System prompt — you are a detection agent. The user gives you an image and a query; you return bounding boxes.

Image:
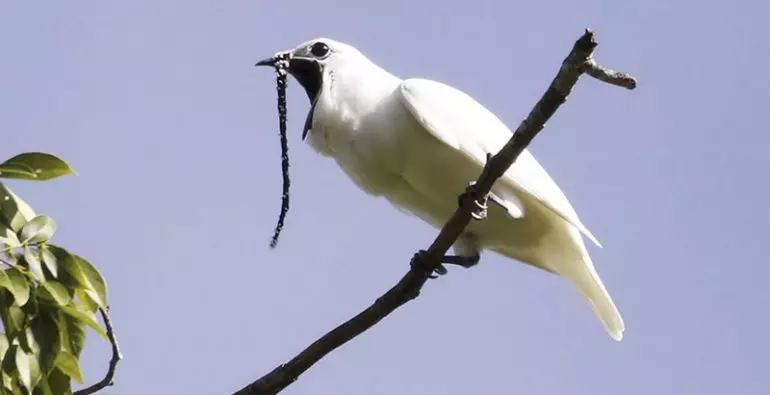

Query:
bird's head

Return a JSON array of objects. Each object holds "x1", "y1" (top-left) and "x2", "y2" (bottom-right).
[{"x1": 256, "y1": 38, "x2": 361, "y2": 104}]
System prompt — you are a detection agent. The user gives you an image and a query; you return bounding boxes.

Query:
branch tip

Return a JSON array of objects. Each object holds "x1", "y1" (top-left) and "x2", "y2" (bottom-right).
[{"x1": 74, "y1": 307, "x2": 122, "y2": 395}]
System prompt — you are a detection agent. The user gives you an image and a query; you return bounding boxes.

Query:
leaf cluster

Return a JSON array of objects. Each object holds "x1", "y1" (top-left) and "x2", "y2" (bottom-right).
[{"x1": 0, "y1": 153, "x2": 108, "y2": 395}]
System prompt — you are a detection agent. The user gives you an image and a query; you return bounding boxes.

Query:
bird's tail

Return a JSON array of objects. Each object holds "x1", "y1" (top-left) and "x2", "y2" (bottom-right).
[
  {"x1": 513, "y1": 221, "x2": 624, "y2": 341},
  {"x1": 572, "y1": 264, "x2": 625, "y2": 341},
  {"x1": 558, "y1": 227, "x2": 625, "y2": 341}
]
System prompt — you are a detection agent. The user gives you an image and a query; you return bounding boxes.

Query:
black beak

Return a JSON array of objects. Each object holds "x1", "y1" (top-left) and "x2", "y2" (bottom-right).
[{"x1": 255, "y1": 57, "x2": 277, "y2": 67}]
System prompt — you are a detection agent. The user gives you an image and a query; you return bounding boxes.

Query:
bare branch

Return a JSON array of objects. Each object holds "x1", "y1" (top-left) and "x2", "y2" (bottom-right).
[
  {"x1": 233, "y1": 28, "x2": 636, "y2": 395},
  {"x1": 75, "y1": 307, "x2": 123, "y2": 395},
  {"x1": 583, "y1": 58, "x2": 637, "y2": 89}
]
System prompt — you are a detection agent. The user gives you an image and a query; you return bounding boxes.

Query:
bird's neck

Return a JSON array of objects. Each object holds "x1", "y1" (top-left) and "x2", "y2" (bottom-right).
[
  {"x1": 324, "y1": 59, "x2": 401, "y2": 120},
  {"x1": 306, "y1": 57, "x2": 401, "y2": 158}
]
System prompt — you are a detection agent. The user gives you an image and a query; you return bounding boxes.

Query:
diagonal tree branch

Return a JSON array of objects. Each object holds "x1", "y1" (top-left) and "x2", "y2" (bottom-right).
[
  {"x1": 75, "y1": 307, "x2": 123, "y2": 395},
  {"x1": 233, "y1": 28, "x2": 636, "y2": 395}
]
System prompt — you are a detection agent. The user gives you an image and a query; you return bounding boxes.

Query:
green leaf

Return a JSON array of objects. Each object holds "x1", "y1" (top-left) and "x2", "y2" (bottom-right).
[
  {"x1": 53, "y1": 351, "x2": 82, "y2": 384},
  {"x1": 32, "y1": 312, "x2": 60, "y2": 375},
  {"x1": 0, "y1": 183, "x2": 36, "y2": 233},
  {"x1": 39, "y1": 282, "x2": 70, "y2": 306},
  {"x1": 6, "y1": 379, "x2": 23, "y2": 395},
  {"x1": 55, "y1": 248, "x2": 108, "y2": 310},
  {"x1": 32, "y1": 379, "x2": 52, "y2": 395},
  {"x1": 57, "y1": 311, "x2": 85, "y2": 357},
  {"x1": 1, "y1": 345, "x2": 17, "y2": 375},
  {"x1": 1, "y1": 371, "x2": 17, "y2": 395},
  {"x1": 0, "y1": 372, "x2": 10, "y2": 394},
  {"x1": 17, "y1": 327, "x2": 37, "y2": 355},
  {"x1": 0, "y1": 334, "x2": 8, "y2": 361},
  {"x1": 40, "y1": 248, "x2": 57, "y2": 279},
  {"x1": 33, "y1": 368, "x2": 71, "y2": 395},
  {"x1": 0, "y1": 153, "x2": 75, "y2": 181},
  {"x1": 20, "y1": 216, "x2": 56, "y2": 245},
  {"x1": 0, "y1": 269, "x2": 30, "y2": 306},
  {"x1": 75, "y1": 289, "x2": 97, "y2": 313},
  {"x1": 0, "y1": 272, "x2": 10, "y2": 297},
  {"x1": 0, "y1": 348, "x2": 23, "y2": 395},
  {"x1": 45, "y1": 246, "x2": 79, "y2": 290},
  {"x1": 72, "y1": 255, "x2": 107, "y2": 309},
  {"x1": 60, "y1": 304, "x2": 106, "y2": 339},
  {"x1": 19, "y1": 288, "x2": 38, "y2": 321},
  {"x1": 0, "y1": 163, "x2": 37, "y2": 180},
  {"x1": 0, "y1": 293, "x2": 25, "y2": 342},
  {"x1": 0, "y1": 226, "x2": 20, "y2": 249},
  {"x1": 5, "y1": 306, "x2": 25, "y2": 342},
  {"x1": 15, "y1": 346, "x2": 42, "y2": 393},
  {"x1": 23, "y1": 249, "x2": 45, "y2": 282}
]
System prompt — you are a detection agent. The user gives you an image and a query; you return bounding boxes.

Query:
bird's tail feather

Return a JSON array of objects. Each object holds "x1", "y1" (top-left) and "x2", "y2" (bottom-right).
[
  {"x1": 560, "y1": 232, "x2": 625, "y2": 341},
  {"x1": 572, "y1": 263, "x2": 625, "y2": 341},
  {"x1": 521, "y1": 223, "x2": 625, "y2": 341}
]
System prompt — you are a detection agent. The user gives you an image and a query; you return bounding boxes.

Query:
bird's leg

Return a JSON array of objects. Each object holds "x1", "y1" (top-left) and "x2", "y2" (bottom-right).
[
  {"x1": 459, "y1": 153, "x2": 495, "y2": 220},
  {"x1": 441, "y1": 254, "x2": 481, "y2": 268},
  {"x1": 410, "y1": 250, "x2": 481, "y2": 278},
  {"x1": 460, "y1": 153, "x2": 509, "y2": 219},
  {"x1": 486, "y1": 190, "x2": 507, "y2": 210},
  {"x1": 446, "y1": 235, "x2": 481, "y2": 270}
]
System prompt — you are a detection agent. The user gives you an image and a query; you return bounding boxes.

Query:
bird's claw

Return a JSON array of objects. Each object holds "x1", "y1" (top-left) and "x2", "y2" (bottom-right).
[
  {"x1": 410, "y1": 250, "x2": 448, "y2": 278},
  {"x1": 461, "y1": 182, "x2": 488, "y2": 220}
]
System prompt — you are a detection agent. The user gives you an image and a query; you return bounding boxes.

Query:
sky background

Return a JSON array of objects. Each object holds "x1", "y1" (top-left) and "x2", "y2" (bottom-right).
[{"x1": 2, "y1": 0, "x2": 769, "y2": 394}]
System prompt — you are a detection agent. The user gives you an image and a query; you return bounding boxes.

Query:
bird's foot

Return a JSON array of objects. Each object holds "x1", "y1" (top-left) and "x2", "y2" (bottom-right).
[
  {"x1": 459, "y1": 183, "x2": 488, "y2": 220},
  {"x1": 462, "y1": 181, "x2": 510, "y2": 220},
  {"x1": 410, "y1": 250, "x2": 481, "y2": 278},
  {"x1": 410, "y1": 250, "x2": 444, "y2": 278},
  {"x1": 442, "y1": 254, "x2": 481, "y2": 269}
]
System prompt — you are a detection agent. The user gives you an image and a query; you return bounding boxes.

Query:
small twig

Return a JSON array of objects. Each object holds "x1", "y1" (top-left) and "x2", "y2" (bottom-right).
[
  {"x1": 74, "y1": 307, "x2": 123, "y2": 395},
  {"x1": 234, "y1": 29, "x2": 636, "y2": 395},
  {"x1": 583, "y1": 58, "x2": 637, "y2": 89}
]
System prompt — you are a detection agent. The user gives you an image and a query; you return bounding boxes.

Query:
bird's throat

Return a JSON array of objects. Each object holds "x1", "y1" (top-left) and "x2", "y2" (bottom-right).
[
  {"x1": 288, "y1": 58, "x2": 322, "y2": 103},
  {"x1": 287, "y1": 58, "x2": 323, "y2": 140}
]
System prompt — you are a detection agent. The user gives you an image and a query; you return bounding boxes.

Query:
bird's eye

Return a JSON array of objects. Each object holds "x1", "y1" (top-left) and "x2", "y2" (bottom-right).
[{"x1": 310, "y1": 42, "x2": 330, "y2": 58}]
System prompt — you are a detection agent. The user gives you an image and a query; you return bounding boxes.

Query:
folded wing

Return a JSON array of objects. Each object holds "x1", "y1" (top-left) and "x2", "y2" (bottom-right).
[{"x1": 398, "y1": 78, "x2": 601, "y2": 247}]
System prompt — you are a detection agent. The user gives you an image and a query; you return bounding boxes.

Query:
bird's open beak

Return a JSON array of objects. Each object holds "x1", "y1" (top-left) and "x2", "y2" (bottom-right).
[
  {"x1": 255, "y1": 51, "x2": 321, "y2": 104},
  {"x1": 255, "y1": 51, "x2": 293, "y2": 67},
  {"x1": 256, "y1": 48, "x2": 323, "y2": 140},
  {"x1": 255, "y1": 57, "x2": 276, "y2": 67}
]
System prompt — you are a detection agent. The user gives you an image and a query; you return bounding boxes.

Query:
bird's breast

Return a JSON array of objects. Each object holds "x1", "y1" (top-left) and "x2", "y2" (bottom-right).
[{"x1": 306, "y1": 91, "x2": 416, "y2": 196}]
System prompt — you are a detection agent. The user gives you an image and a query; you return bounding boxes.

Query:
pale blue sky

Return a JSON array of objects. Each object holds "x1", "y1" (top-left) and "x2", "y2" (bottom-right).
[{"x1": 2, "y1": 1, "x2": 769, "y2": 394}]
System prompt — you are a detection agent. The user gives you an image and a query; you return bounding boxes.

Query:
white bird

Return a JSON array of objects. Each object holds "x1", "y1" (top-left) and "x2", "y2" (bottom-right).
[{"x1": 257, "y1": 38, "x2": 624, "y2": 341}]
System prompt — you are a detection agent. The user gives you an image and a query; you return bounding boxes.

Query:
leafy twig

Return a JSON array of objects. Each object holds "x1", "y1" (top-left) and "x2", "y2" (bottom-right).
[
  {"x1": 74, "y1": 307, "x2": 123, "y2": 395},
  {"x1": 233, "y1": 28, "x2": 636, "y2": 395}
]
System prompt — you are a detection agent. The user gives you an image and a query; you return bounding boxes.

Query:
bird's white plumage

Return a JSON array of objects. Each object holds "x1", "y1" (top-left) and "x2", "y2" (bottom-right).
[
  {"x1": 280, "y1": 38, "x2": 624, "y2": 341},
  {"x1": 397, "y1": 79, "x2": 623, "y2": 340},
  {"x1": 399, "y1": 79, "x2": 602, "y2": 248}
]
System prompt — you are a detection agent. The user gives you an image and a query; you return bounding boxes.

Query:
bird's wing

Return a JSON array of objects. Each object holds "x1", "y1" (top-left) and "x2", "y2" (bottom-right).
[{"x1": 398, "y1": 78, "x2": 601, "y2": 247}]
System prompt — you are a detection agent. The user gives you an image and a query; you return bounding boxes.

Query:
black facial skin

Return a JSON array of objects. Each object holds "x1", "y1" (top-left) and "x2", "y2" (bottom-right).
[
  {"x1": 288, "y1": 57, "x2": 322, "y2": 104},
  {"x1": 257, "y1": 42, "x2": 329, "y2": 139},
  {"x1": 287, "y1": 57, "x2": 322, "y2": 140}
]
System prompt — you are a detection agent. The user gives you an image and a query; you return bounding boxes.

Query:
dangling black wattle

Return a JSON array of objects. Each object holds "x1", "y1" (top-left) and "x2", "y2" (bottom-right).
[{"x1": 302, "y1": 95, "x2": 318, "y2": 140}]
